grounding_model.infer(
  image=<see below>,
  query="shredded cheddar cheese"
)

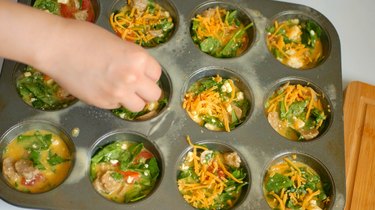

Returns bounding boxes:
[110,0,173,47]
[178,136,247,209]
[266,19,323,69]
[183,75,248,132]
[264,157,330,210]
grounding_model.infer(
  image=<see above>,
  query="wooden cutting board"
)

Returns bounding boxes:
[344,81,375,210]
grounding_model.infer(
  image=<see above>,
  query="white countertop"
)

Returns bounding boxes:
[1,0,374,209]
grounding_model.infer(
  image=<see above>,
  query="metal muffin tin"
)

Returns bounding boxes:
[0,0,345,209]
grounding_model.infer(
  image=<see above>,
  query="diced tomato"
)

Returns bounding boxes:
[136,150,154,161]
[60,3,76,19]
[43,74,52,82]
[120,171,141,184]
[59,0,95,22]
[217,169,226,179]
[21,173,44,186]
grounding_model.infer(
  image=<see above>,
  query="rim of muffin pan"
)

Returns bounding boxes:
[13,63,79,111]
[175,140,251,209]
[88,129,164,204]
[188,0,256,59]
[264,10,331,70]
[108,0,179,48]
[263,77,333,142]
[0,119,76,194]
[181,66,254,132]
[110,68,172,122]
[261,151,335,209]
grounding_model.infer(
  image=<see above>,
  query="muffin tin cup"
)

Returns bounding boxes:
[181,66,254,132]
[111,68,172,121]
[0,119,75,193]
[0,0,345,209]
[107,0,179,48]
[13,63,79,111]
[88,130,164,204]
[262,152,335,209]
[263,76,333,142]
[189,0,256,58]
[176,140,251,209]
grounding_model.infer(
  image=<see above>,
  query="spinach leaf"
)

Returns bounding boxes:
[289,100,308,117]
[225,10,237,25]
[110,171,123,181]
[301,20,322,48]
[311,108,326,124]
[265,173,293,193]
[29,150,45,170]
[33,0,59,14]
[91,141,123,163]
[47,151,69,166]
[219,23,253,57]
[147,0,155,14]
[200,37,221,54]
[148,157,159,179]
[124,185,143,202]
[17,131,52,151]
[189,78,220,94]
[178,168,198,181]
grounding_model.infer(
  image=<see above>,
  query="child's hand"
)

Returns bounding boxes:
[0,2,162,112]
[38,18,162,112]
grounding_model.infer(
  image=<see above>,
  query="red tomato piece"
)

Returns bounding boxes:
[60,3,76,19]
[21,173,44,186]
[120,171,141,184]
[136,150,154,160]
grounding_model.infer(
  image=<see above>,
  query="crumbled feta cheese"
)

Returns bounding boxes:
[310,30,315,36]
[287,56,303,69]
[24,72,32,77]
[126,176,134,184]
[236,92,244,101]
[204,123,219,131]
[291,18,299,25]
[110,159,119,165]
[287,25,302,41]
[223,81,232,93]
[185,152,194,162]
[57,0,69,4]
[121,143,128,150]
[144,171,149,176]
[180,164,189,171]
[221,84,227,92]
[145,164,149,168]
[226,104,232,113]
[286,49,296,56]
[119,113,125,119]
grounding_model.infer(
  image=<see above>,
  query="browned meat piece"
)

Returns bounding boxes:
[231,103,243,119]
[268,111,282,131]
[223,152,241,168]
[202,8,216,17]
[130,0,148,12]
[299,129,319,140]
[14,159,41,182]
[2,157,20,181]
[93,171,123,194]
[149,30,163,38]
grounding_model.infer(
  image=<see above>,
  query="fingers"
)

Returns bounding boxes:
[119,92,146,112]
[144,59,162,82]
[136,77,162,103]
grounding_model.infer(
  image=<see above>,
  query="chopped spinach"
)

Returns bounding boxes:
[47,151,69,166]
[265,173,293,193]
[33,0,59,14]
